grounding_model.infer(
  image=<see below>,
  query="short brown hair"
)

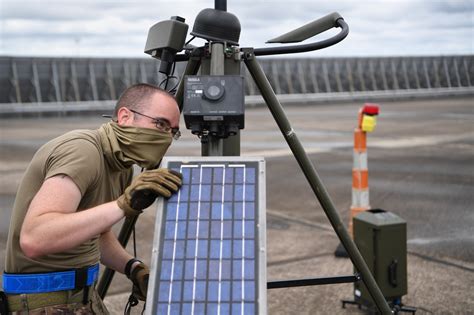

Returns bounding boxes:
[113,83,175,117]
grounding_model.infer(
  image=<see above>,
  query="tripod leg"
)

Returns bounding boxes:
[243,52,392,315]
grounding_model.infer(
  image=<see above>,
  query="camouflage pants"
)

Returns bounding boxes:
[8,289,109,315]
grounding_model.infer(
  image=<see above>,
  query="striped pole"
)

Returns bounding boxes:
[349,103,379,236]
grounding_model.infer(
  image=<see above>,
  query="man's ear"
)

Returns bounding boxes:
[117,107,133,126]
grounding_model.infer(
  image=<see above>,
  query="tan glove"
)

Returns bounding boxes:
[117,168,182,217]
[129,262,149,301]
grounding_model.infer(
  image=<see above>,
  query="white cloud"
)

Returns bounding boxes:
[0,0,472,57]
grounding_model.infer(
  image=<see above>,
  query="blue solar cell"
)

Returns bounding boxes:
[245,203,255,219]
[211,204,222,220]
[245,260,255,279]
[217,302,231,314]
[173,260,184,280]
[208,260,232,280]
[207,281,219,301]
[164,221,176,239]
[245,303,256,313]
[234,168,244,184]
[183,281,194,300]
[232,260,242,279]
[233,222,243,239]
[246,185,256,201]
[182,303,192,314]
[198,223,209,241]
[175,240,186,259]
[210,221,220,238]
[189,203,199,219]
[194,281,206,301]
[158,281,170,302]
[160,260,172,281]
[177,185,190,201]
[187,221,197,239]
[246,168,256,184]
[200,203,211,219]
[207,303,218,314]
[178,203,188,220]
[232,303,241,314]
[225,168,234,183]
[244,281,255,300]
[162,241,174,259]
[232,281,242,301]
[210,240,221,259]
[245,221,255,239]
[234,185,244,201]
[164,221,187,240]
[210,203,233,220]
[185,260,196,280]
[182,167,191,182]
[171,281,182,302]
[223,203,233,219]
[166,202,178,220]
[221,281,231,301]
[197,240,209,259]
[190,185,201,201]
[233,240,243,259]
[157,303,168,314]
[194,303,205,313]
[191,168,201,183]
[201,167,212,184]
[245,242,255,259]
[213,167,223,184]
[210,221,233,239]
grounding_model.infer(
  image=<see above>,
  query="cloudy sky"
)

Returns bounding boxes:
[0,0,472,58]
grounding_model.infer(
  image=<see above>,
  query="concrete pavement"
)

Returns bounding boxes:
[1,97,473,314]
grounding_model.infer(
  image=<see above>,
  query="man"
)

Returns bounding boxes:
[2,83,182,314]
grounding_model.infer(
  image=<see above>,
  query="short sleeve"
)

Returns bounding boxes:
[44,139,101,196]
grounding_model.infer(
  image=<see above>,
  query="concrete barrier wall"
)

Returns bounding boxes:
[1,55,473,102]
[0,55,472,115]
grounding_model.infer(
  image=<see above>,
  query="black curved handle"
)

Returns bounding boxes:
[253,17,348,56]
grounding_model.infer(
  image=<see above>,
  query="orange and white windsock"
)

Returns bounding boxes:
[349,103,380,235]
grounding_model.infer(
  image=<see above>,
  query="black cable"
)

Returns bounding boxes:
[159,61,180,94]
[124,294,139,315]
[132,227,137,257]
[185,36,196,47]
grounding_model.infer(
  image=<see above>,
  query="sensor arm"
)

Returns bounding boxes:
[267,12,342,43]
[253,13,348,56]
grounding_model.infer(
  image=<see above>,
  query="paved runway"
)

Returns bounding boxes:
[1,97,473,313]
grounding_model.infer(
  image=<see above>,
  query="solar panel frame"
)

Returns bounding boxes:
[146,156,267,315]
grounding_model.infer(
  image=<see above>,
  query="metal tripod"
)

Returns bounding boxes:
[98,1,393,314]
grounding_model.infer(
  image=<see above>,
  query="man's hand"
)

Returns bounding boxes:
[117,169,182,217]
[129,262,150,301]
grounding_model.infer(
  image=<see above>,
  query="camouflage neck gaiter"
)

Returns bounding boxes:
[98,122,172,170]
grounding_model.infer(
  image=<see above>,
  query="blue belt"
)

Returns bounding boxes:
[2,264,99,294]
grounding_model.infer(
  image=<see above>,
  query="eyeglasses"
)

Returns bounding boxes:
[130,109,181,140]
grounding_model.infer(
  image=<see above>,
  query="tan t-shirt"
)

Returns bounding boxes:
[5,129,133,273]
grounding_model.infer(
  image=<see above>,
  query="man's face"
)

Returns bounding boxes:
[119,92,180,136]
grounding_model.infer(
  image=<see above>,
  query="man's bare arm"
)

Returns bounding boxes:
[99,229,136,274]
[20,175,124,258]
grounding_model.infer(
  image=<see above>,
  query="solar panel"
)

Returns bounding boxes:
[146,157,267,315]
